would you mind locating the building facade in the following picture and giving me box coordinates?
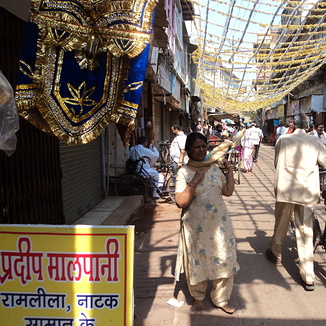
[0,0,201,224]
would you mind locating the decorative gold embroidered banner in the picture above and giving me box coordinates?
[15,0,157,145]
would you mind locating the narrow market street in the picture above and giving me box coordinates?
[132,143,326,326]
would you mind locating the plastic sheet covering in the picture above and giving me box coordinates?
[0,71,19,156]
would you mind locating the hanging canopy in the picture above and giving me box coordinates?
[192,0,326,113]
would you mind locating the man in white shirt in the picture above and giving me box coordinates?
[130,136,164,198]
[310,123,326,147]
[250,123,263,162]
[275,123,285,141]
[170,124,188,172]
[266,114,326,291]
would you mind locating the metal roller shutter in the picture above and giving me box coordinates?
[60,137,103,224]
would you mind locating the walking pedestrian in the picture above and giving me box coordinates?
[241,124,255,173]
[251,123,263,163]
[214,124,223,138]
[307,123,315,134]
[310,123,326,147]
[275,123,285,141]
[265,114,326,291]
[286,121,294,134]
[174,132,239,313]
[170,124,188,172]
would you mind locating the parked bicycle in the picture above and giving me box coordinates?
[115,161,176,202]
[290,169,326,252]
[312,169,326,252]
[226,148,241,185]
[313,214,326,252]
[212,146,241,185]
[290,210,326,253]
[157,140,171,166]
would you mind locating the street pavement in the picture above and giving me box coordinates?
[132,143,326,326]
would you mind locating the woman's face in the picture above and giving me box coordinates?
[188,138,207,161]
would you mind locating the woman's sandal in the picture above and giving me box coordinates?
[192,299,205,310]
[216,304,236,314]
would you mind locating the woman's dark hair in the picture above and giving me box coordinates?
[185,132,207,152]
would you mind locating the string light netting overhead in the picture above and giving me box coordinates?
[191,0,326,113]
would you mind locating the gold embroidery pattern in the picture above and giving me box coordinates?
[124,81,144,93]
[15,0,156,145]
[63,82,97,119]
[30,0,158,65]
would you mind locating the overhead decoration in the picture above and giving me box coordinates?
[15,0,157,145]
[191,0,326,113]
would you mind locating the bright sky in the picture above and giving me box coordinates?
[192,0,326,111]
[199,0,283,79]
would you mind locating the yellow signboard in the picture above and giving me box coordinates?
[277,104,284,118]
[0,224,134,326]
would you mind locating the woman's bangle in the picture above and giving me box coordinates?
[187,182,196,187]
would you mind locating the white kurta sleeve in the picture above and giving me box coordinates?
[147,145,159,167]
[317,142,326,169]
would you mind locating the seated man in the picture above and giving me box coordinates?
[129,136,164,198]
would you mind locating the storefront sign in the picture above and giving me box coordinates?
[288,100,299,116]
[266,108,277,120]
[311,95,325,113]
[157,55,174,93]
[277,104,284,118]
[0,225,134,326]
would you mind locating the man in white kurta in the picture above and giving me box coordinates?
[130,136,164,198]
[266,114,326,290]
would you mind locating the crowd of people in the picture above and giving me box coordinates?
[204,122,264,173]
[173,115,326,314]
[128,115,326,314]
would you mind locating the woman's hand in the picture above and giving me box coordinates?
[222,158,231,169]
[190,167,207,186]
[221,158,234,196]
[175,166,208,208]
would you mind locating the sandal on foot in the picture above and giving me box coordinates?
[301,279,314,291]
[216,304,235,314]
[265,248,282,265]
[192,299,205,310]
